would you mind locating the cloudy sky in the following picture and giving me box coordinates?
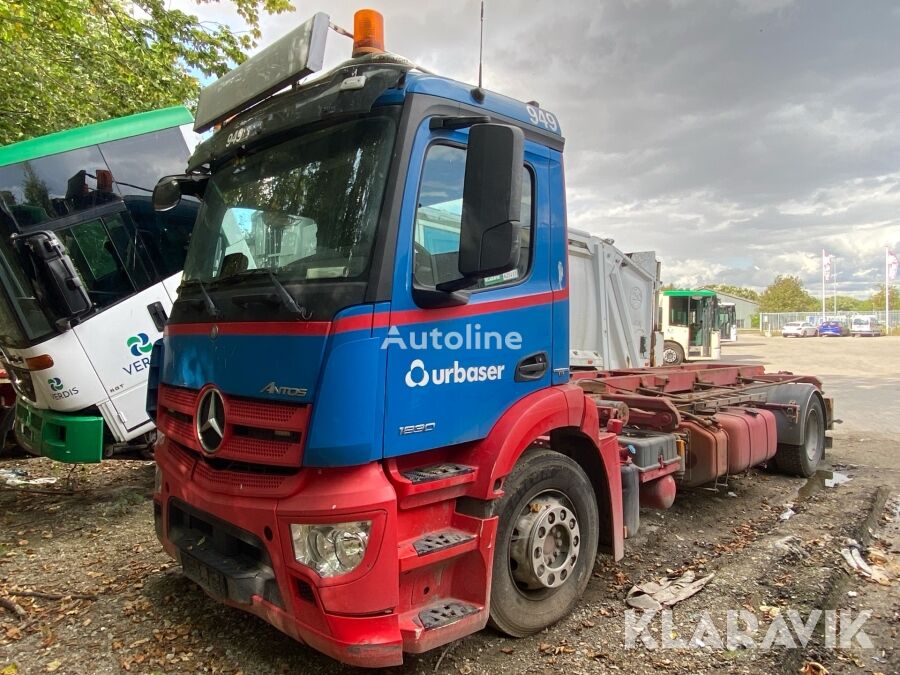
[178,0,900,296]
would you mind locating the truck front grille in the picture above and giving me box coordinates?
[157,384,309,466]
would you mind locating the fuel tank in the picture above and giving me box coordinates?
[715,407,777,473]
[678,420,728,488]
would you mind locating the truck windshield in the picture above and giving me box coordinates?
[0,122,195,347]
[0,233,55,347]
[183,116,396,286]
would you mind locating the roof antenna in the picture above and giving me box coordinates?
[478,0,485,88]
[472,1,486,102]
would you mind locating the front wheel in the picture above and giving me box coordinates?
[489,449,599,637]
[0,405,15,457]
[662,340,685,366]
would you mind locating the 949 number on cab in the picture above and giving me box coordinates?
[526,105,559,132]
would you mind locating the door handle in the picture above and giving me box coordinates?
[147,301,168,332]
[515,352,548,382]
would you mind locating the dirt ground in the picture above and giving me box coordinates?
[0,336,898,674]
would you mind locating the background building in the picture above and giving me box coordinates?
[701,289,759,328]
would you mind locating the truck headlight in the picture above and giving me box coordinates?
[290,521,371,577]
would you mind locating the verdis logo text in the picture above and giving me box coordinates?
[122,333,153,376]
[47,377,79,400]
[404,359,506,388]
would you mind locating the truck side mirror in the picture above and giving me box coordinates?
[20,231,92,322]
[437,123,524,293]
[153,174,209,212]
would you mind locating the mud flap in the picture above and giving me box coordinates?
[759,382,823,447]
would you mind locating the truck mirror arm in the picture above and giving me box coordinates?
[411,283,470,309]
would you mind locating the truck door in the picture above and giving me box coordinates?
[65,212,173,441]
[383,124,553,457]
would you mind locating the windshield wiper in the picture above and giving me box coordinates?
[227,268,312,319]
[186,279,221,318]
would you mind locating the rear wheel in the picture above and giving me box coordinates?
[489,449,599,637]
[776,398,825,477]
[662,340,685,366]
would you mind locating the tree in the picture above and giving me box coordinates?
[833,295,866,312]
[21,162,53,214]
[700,283,760,303]
[759,275,818,312]
[868,283,899,311]
[0,0,293,145]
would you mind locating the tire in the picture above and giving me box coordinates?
[662,340,685,366]
[0,405,15,457]
[489,449,599,637]
[775,397,825,477]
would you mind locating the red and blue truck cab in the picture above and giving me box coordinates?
[148,10,833,667]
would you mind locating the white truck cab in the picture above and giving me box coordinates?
[0,108,198,461]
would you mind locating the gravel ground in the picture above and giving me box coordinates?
[0,336,897,674]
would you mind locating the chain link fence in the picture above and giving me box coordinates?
[757,310,900,332]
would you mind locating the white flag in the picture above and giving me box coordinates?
[823,252,832,281]
[889,250,899,281]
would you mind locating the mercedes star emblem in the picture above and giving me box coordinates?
[196,388,226,454]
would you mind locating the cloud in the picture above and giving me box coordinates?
[175,0,900,296]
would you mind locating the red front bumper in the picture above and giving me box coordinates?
[154,441,405,668]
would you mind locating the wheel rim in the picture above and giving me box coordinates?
[804,407,823,462]
[663,348,677,364]
[508,491,581,592]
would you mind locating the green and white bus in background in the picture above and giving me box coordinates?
[659,289,722,365]
[0,107,199,462]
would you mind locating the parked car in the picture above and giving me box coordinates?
[782,321,817,338]
[850,315,883,337]
[818,321,849,337]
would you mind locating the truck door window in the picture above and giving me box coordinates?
[413,143,533,289]
[104,212,154,291]
[669,296,689,326]
[57,219,134,308]
[130,198,198,279]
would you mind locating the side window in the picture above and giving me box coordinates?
[129,198,199,279]
[669,297,689,326]
[413,143,533,289]
[57,219,134,309]
[104,212,155,291]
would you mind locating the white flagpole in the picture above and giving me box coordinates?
[888,247,891,333]
[821,249,826,322]
[833,257,837,314]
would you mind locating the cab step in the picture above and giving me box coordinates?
[419,601,479,630]
[401,463,474,484]
[388,462,477,509]
[400,528,478,572]
[400,598,487,654]
[414,530,474,555]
